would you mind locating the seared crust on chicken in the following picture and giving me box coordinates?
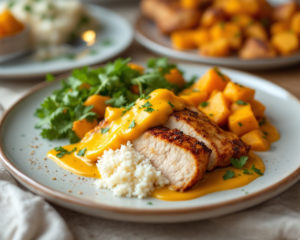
[165,108,250,170]
[141,0,201,34]
[133,126,211,191]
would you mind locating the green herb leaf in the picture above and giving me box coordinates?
[243,169,252,175]
[223,170,235,180]
[77,148,87,157]
[101,128,110,134]
[129,120,136,129]
[168,101,174,108]
[144,107,154,113]
[231,156,248,169]
[46,73,55,82]
[238,122,243,127]
[213,67,226,81]
[142,101,152,108]
[200,101,209,107]
[236,100,248,105]
[55,146,77,158]
[251,165,263,176]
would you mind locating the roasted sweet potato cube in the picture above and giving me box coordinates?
[200,38,230,57]
[270,22,289,35]
[251,99,265,117]
[165,68,186,87]
[291,12,300,35]
[180,90,208,106]
[84,95,110,118]
[232,14,254,29]
[194,67,230,94]
[171,31,197,50]
[228,105,259,136]
[210,22,242,49]
[223,82,255,102]
[192,29,210,47]
[199,92,230,126]
[271,31,299,55]
[72,119,98,139]
[241,129,270,151]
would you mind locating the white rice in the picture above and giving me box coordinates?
[95,142,169,199]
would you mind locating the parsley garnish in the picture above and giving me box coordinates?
[144,107,154,113]
[213,67,226,81]
[251,165,263,176]
[129,120,136,129]
[236,100,248,105]
[55,146,77,158]
[231,156,248,169]
[147,201,153,205]
[243,169,252,175]
[223,170,235,180]
[46,73,55,82]
[168,101,174,108]
[209,113,214,117]
[200,101,209,107]
[259,117,266,126]
[24,4,32,12]
[101,128,110,134]
[142,101,152,108]
[77,148,87,157]
[238,122,243,127]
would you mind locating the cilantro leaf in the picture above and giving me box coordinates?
[101,128,110,134]
[77,148,87,157]
[55,146,77,158]
[129,120,136,129]
[236,100,248,105]
[231,156,248,169]
[251,165,264,176]
[223,170,235,180]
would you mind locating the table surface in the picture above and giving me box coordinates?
[0,3,299,240]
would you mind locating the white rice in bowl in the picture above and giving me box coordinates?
[95,142,169,199]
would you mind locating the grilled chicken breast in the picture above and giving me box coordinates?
[165,108,250,170]
[141,0,201,34]
[133,126,211,191]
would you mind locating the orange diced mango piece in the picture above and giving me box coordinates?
[165,68,186,87]
[84,95,110,118]
[223,82,255,102]
[241,129,270,151]
[194,67,230,94]
[180,90,208,106]
[72,119,98,139]
[199,91,230,126]
[228,105,259,136]
[251,99,265,117]
[128,63,144,74]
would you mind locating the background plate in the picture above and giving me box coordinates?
[0,64,300,222]
[0,5,133,79]
[135,16,300,70]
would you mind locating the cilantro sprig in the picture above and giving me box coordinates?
[35,58,186,143]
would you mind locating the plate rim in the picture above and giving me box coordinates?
[0,65,300,216]
[0,4,134,79]
[135,15,300,70]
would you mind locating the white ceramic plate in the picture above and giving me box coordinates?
[135,16,300,70]
[0,5,133,79]
[0,64,299,223]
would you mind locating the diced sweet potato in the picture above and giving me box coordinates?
[0,10,24,37]
[232,14,254,29]
[200,38,230,57]
[270,22,289,35]
[201,7,226,27]
[192,29,210,47]
[180,0,203,9]
[165,68,186,87]
[291,12,300,35]
[251,99,265,117]
[228,105,259,136]
[84,95,110,118]
[245,23,268,40]
[241,129,270,151]
[210,22,242,49]
[180,90,208,106]
[171,31,197,50]
[271,31,299,55]
[223,82,255,102]
[239,38,276,59]
[194,67,230,94]
[199,91,230,126]
[128,63,144,74]
[72,119,98,139]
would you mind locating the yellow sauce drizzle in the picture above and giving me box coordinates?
[152,152,264,201]
[260,120,280,143]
